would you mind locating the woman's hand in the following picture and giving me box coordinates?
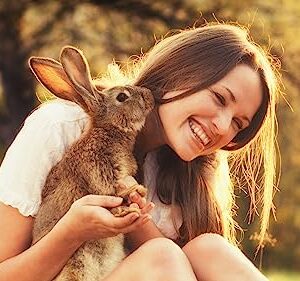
[117,175,155,215]
[55,194,152,245]
[116,176,160,251]
[126,190,163,251]
[129,191,154,215]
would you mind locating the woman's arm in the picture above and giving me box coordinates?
[0,203,82,281]
[126,220,163,251]
[125,191,163,251]
[0,203,34,262]
[0,195,150,281]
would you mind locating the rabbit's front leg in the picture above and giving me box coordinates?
[115,175,147,198]
[110,176,147,217]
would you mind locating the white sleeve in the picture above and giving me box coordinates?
[0,107,70,217]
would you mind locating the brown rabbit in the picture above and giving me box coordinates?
[29,46,154,280]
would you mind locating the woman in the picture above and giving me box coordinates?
[0,23,279,280]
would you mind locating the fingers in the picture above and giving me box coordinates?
[85,206,141,235]
[67,194,154,241]
[129,191,147,208]
[141,202,155,214]
[117,213,152,234]
[109,201,154,229]
[75,194,123,208]
[108,211,152,234]
[111,212,140,228]
[104,200,154,233]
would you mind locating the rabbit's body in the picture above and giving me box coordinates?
[33,126,138,242]
[33,124,138,280]
[29,46,154,280]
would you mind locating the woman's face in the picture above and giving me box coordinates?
[158,64,263,161]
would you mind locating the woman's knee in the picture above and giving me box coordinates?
[183,233,231,259]
[140,238,186,266]
[138,238,195,279]
[182,234,267,281]
[183,233,251,270]
[106,238,196,281]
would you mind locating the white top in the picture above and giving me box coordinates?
[0,100,182,240]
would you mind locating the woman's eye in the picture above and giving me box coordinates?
[233,119,243,131]
[211,90,226,106]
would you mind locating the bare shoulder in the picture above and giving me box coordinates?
[0,202,34,262]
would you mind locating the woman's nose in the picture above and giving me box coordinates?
[212,113,232,135]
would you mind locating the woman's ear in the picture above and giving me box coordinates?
[222,141,238,151]
[226,142,236,147]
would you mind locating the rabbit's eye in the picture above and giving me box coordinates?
[116,92,129,102]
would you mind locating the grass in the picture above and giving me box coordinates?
[265,271,300,281]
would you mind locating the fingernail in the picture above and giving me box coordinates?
[143,215,152,222]
[130,203,139,208]
[131,213,139,220]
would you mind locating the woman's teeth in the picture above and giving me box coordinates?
[189,119,211,145]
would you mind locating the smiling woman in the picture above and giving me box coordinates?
[130,24,278,248]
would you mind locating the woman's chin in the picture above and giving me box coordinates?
[175,148,199,162]
[169,140,203,162]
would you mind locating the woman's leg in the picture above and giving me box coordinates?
[104,237,197,281]
[183,233,268,281]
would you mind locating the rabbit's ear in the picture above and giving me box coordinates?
[60,46,104,112]
[28,56,88,108]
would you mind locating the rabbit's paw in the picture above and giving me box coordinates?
[134,184,147,197]
[116,175,147,199]
[110,203,140,217]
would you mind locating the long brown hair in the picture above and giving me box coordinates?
[98,23,280,246]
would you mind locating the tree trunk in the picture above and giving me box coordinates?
[0,1,36,151]
[0,59,35,149]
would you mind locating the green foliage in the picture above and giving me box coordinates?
[266,270,300,281]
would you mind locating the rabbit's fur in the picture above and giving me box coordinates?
[29,46,154,280]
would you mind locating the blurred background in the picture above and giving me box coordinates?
[0,1,299,280]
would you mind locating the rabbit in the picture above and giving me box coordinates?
[28,46,155,281]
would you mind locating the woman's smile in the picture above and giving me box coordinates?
[187,120,205,152]
[188,118,211,146]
